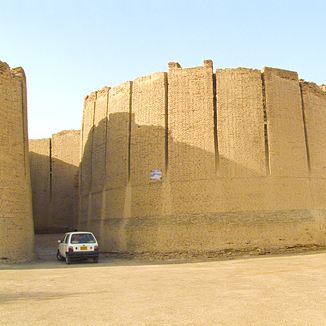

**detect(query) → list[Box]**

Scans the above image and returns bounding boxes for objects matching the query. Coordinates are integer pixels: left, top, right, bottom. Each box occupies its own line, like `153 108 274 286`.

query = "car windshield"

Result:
70 233 96 244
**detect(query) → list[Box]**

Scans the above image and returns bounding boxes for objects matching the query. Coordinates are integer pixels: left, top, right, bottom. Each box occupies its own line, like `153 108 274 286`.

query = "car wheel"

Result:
66 256 72 264
56 250 64 261
93 257 99 263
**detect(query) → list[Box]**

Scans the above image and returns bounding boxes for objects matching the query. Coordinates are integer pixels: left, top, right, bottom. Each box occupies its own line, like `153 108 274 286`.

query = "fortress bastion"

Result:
77 60 326 257
0 61 34 262
27 60 326 258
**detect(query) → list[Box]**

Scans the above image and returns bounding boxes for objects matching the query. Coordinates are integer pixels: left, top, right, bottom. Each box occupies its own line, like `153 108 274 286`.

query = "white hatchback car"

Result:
57 231 99 264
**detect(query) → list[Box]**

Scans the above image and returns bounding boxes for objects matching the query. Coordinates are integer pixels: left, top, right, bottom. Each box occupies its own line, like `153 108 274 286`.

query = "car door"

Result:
59 234 69 257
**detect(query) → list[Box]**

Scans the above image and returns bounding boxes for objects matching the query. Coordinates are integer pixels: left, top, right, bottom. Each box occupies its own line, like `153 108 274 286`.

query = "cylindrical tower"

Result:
0 61 35 262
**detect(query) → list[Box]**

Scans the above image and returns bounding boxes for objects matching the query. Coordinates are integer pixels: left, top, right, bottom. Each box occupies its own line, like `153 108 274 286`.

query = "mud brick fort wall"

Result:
0 61 34 262
79 60 326 256
29 130 80 233
4 58 326 260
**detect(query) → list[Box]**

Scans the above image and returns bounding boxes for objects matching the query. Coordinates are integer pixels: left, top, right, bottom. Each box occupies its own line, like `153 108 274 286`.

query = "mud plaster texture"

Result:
74 61 326 257
30 60 326 258
29 130 80 233
0 61 34 262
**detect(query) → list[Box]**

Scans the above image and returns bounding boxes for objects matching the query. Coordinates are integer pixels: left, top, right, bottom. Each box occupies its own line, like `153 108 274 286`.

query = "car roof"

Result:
65 231 94 235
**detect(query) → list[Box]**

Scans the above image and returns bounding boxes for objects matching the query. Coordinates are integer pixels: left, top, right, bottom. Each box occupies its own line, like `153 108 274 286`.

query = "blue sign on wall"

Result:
151 169 162 180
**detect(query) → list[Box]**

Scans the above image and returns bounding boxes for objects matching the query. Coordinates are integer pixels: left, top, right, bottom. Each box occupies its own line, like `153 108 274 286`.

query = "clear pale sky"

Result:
1 0 326 139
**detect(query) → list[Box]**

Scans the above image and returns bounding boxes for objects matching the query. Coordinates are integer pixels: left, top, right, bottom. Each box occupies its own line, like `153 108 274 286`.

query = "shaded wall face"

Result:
0 61 34 261
92 87 109 193
106 82 131 190
52 130 80 231
79 83 132 248
301 82 326 177
130 72 167 217
80 92 96 195
29 138 51 232
29 130 80 233
301 82 326 208
79 92 97 231
79 62 326 254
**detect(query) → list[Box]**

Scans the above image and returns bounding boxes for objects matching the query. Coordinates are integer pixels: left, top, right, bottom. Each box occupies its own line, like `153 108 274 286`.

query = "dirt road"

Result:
1 234 326 325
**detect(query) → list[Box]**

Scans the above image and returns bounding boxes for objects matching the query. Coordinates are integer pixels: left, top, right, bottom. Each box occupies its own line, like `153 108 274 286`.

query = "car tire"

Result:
56 250 65 261
93 257 99 263
66 256 72 264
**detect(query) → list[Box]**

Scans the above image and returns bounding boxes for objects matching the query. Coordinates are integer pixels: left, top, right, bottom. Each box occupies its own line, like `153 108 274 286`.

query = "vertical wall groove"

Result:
164 72 169 174
20 79 27 178
49 138 52 200
104 88 110 185
261 71 270 175
79 100 85 220
128 81 133 182
213 72 219 175
299 83 311 174
90 94 96 190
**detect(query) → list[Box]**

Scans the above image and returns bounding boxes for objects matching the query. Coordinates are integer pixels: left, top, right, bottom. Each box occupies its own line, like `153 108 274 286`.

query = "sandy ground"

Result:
1 234 326 325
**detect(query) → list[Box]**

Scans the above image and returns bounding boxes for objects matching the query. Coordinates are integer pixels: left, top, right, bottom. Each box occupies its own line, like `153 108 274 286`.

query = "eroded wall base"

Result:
94 209 326 258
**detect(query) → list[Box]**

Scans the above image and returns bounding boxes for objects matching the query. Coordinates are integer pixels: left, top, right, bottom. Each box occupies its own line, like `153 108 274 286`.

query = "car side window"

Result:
64 235 69 244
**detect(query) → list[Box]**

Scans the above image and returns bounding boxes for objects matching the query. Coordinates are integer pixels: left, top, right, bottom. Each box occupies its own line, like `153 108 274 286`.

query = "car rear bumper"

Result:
66 251 99 259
